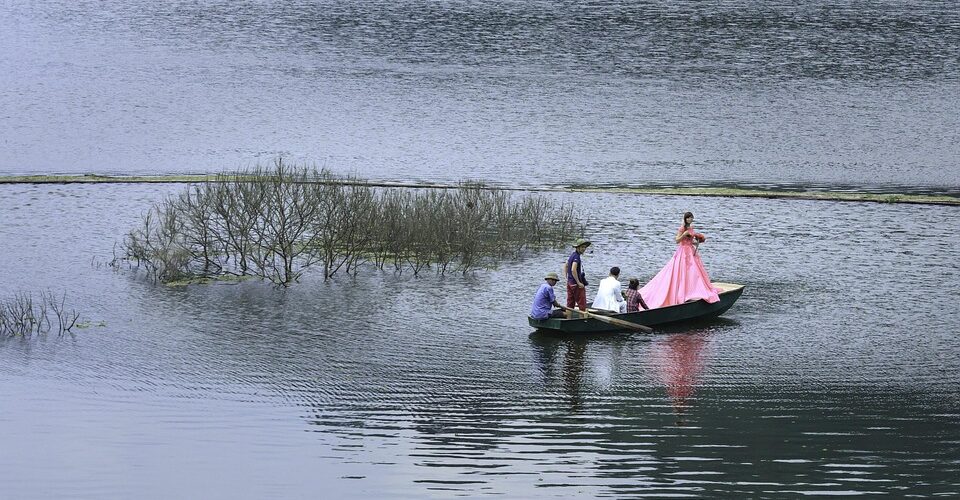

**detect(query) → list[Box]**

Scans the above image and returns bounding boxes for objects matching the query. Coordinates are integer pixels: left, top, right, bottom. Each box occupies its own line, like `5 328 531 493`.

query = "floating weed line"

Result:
0 291 80 337
567 185 960 206
112 160 584 286
1 173 957 206
74 320 107 329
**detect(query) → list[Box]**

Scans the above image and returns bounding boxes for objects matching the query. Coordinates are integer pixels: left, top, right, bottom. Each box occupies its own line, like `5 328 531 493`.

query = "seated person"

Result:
530 272 565 319
592 267 626 313
625 278 649 312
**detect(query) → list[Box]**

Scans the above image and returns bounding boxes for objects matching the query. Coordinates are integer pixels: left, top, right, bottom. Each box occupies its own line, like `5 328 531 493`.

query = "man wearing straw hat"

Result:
530 272 564 320
565 238 591 319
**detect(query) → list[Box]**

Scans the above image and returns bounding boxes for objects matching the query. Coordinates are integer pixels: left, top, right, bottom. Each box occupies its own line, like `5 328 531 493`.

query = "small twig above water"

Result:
0 291 81 338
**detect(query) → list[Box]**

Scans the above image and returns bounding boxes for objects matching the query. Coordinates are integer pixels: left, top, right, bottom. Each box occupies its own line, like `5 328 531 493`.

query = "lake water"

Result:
2 0 960 498
1 184 958 497
1 0 959 193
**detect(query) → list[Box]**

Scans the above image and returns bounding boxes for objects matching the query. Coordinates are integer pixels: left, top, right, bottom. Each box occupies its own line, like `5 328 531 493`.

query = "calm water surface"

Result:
1 0 959 192
2 0 960 497
1 184 958 497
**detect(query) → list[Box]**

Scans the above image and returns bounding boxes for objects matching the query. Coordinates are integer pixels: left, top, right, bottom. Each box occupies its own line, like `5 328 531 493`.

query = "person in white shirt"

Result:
592 266 626 313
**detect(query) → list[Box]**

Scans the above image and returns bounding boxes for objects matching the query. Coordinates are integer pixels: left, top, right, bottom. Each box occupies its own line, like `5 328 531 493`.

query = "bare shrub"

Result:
116 160 581 285
0 291 79 337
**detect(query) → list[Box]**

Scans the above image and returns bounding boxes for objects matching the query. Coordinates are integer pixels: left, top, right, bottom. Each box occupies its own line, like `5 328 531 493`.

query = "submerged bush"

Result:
0 291 80 337
118 160 581 285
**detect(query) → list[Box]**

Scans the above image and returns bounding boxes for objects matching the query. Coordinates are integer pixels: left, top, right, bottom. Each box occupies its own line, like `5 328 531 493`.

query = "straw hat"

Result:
544 272 560 281
572 238 591 248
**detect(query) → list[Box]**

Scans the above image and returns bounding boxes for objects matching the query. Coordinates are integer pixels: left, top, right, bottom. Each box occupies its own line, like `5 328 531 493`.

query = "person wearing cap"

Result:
565 238 591 318
530 272 564 320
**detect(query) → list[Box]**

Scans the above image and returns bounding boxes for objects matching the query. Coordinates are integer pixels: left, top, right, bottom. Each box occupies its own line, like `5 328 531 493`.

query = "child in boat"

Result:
625 278 649 312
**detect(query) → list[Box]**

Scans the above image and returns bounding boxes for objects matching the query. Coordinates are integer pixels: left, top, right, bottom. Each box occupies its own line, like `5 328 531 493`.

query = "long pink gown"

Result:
639 226 720 308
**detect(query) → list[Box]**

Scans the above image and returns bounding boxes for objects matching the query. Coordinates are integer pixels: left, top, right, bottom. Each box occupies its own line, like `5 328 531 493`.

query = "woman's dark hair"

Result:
610 266 620 277
628 278 639 290
683 211 694 229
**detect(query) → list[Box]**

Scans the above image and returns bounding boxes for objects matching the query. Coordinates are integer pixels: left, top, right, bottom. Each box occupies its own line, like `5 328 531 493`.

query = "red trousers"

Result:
566 284 587 310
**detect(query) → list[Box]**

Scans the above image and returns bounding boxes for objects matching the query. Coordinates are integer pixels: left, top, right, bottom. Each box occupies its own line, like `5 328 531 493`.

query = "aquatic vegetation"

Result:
0 291 80 337
3 174 957 206
570 186 959 206
0 173 223 184
74 320 107 329
115 160 581 285
162 275 255 287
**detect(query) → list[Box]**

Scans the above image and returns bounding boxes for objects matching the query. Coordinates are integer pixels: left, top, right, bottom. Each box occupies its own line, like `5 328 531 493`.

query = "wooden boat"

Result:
528 282 744 334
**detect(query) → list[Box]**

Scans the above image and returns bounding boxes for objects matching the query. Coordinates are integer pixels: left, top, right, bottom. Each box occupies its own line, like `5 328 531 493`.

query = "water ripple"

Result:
2 179 960 496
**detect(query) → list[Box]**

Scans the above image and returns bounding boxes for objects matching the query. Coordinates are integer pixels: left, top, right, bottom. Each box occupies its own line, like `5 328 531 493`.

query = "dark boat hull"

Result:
528 282 744 333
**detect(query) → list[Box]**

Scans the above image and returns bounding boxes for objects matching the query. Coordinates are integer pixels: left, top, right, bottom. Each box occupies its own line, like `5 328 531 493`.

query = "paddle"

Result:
558 305 653 333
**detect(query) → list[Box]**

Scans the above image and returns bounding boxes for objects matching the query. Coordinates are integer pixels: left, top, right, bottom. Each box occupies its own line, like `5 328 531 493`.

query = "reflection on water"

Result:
530 332 629 412
531 335 591 411
650 333 709 426
562 341 588 411
2 0 960 496
1 183 960 497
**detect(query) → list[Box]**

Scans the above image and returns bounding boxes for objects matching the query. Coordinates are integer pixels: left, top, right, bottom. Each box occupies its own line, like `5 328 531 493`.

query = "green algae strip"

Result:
0 173 448 187
164 275 256 287
0 173 224 184
1 173 956 206
569 186 960 206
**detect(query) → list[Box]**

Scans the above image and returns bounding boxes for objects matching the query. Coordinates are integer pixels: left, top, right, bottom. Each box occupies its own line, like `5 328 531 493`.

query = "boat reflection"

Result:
649 332 711 426
529 328 716 418
562 340 588 410
529 333 623 411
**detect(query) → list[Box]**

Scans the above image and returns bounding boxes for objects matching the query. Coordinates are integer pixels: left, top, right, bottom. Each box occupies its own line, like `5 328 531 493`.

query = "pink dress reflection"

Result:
651 334 707 419
639 225 720 308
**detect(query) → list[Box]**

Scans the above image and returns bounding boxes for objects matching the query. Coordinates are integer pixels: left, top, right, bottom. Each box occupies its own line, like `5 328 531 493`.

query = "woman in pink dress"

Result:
639 212 720 309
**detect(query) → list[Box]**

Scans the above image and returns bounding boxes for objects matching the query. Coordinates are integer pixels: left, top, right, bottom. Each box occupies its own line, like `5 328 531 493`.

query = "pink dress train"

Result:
639 226 721 309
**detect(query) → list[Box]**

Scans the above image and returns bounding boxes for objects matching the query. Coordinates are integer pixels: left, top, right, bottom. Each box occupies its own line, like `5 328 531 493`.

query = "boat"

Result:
528 282 745 334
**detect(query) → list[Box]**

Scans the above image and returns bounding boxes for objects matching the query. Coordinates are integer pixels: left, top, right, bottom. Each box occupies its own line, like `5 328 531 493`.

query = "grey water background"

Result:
2 0 960 498
2 184 959 498
1 0 959 193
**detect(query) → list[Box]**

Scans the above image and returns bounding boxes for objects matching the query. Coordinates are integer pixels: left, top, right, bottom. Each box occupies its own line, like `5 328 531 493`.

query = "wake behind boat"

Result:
528 282 744 334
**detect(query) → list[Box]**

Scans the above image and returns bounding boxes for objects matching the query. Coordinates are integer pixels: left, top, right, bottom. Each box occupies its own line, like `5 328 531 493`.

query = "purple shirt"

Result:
530 283 557 319
566 251 586 286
